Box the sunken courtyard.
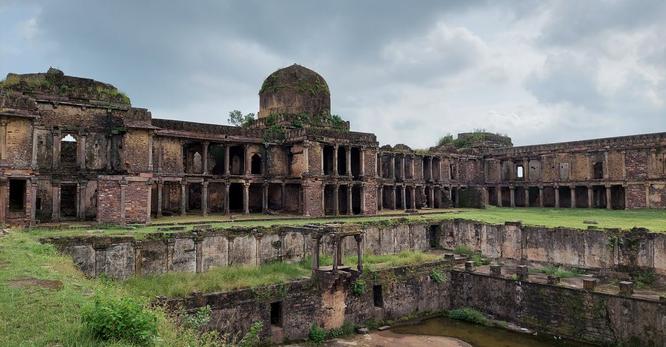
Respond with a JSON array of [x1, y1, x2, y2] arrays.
[[1, 66, 666, 346]]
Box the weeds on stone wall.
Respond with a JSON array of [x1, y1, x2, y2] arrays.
[[238, 321, 263, 347], [181, 305, 212, 331], [632, 270, 656, 288], [308, 321, 355, 344], [430, 269, 447, 284], [453, 245, 490, 266], [351, 279, 366, 296]]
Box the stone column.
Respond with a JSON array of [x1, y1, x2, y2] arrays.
[[606, 185, 612, 210], [497, 186, 503, 207], [538, 186, 544, 207], [333, 145, 339, 176], [243, 182, 250, 214], [430, 186, 435, 208], [202, 141, 209, 174], [31, 127, 39, 168], [454, 187, 460, 208], [587, 186, 593, 208], [360, 148, 366, 177], [202, 181, 209, 216], [224, 183, 230, 215], [30, 179, 37, 226], [429, 157, 434, 182], [391, 186, 396, 210], [524, 188, 529, 208], [377, 154, 382, 178], [52, 181, 60, 222], [180, 181, 187, 215], [355, 234, 363, 272], [156, 181, 163, 217], [402, 185, 407, 210], [378, 186, 383, 211], [570, 185, 576, 208], [347, 185, 353, 215], [224, 145, 230, 175], [262, 183, 268, 213], [0, 119, 7, 161], [244, 144, 250, 176], [78, 134, 86, 170], [555, 186, 560, 208], [360, 183, 366, 215], [346, 146, 352, 177], [52, 130, 61, 169], [509, 187, 515, 207], [75, 182, 82, 219], [411, 186, 416, 210], [400, 155, 405, 180], [390, 155, 395, 180], [333, 184, 339, 216], [311, 236, 320, 271], [411, 155, 416, 178]]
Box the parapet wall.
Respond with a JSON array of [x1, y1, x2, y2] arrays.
[[45, 219, 666, 280]]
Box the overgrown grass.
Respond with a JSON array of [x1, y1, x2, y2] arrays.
[[0, 232, 244, 346], [452, 245, 490, 266], [121, 261, 311, 298], [529, 265, 582, 278], [447, 308, 489, 326]]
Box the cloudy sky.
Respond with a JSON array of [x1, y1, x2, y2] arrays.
[[1, 0, 664, 147]]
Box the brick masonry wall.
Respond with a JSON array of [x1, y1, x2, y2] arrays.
[[626, 183, 647, 208], [449, 271, 666, 346], [96, 177, 150, 225]]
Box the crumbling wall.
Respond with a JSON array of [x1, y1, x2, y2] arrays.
[[124, 129, 151, 173]]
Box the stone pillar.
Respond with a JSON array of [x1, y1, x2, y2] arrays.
[[52, 182, 60, 222], [377, 154, 382, 178], [411, 155, 416, 178], [355, 234, 363, 272], [52, 130, 61, 169], [429, 157, 434, 182], [538, 186, 544, 207], [411, 186, 416, 210], [346, 146, 352, 177], [402, 185, 407, 210], [119, 179, 127, 226], [497, 186, 503, 207], [180, 181, 187, 215], [333, 145, 339, 176], [360, 148, 366, 177], [390, 155, 396, 180], [31, 127, 38, 169], [430, 187, 435, 208], [378, 186, 383, 211], [262, 183, 268, 213], [78, 134, 86, 170], [202, 141, 209, 174], [360, 183, 366, 215], [555, 186, 560, 208], [509, 187, 515, 207], [400, 155, 405, 180], [570, 185, 576, 208], [243, 182, 250, 214], [0, 178, 6, 224], [0, 119, 7, 161], [202, 181, 209, 216], [606, 185, 612, 210], [391, 186, 397, 210], [224, 183, 230, 215], [75, 182, 82, 219], [311, 236, 320, 271], [524, 188, 529, 208], [30, 179, 37, 226], [587, 186, 593, 208], [156, 181, 163, 217], [224, 145, 230, 175], [331, 185, 338, 215], [244, 144, 250, 176], [347, 185, 353, 215]]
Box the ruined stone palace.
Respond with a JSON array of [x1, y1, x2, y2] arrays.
[[0, 65, 664, 225]]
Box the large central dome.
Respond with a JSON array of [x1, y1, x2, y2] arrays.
[[258, 64, 330, 118]]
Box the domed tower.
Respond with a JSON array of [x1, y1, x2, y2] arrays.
[[258, 64, 330, 118]]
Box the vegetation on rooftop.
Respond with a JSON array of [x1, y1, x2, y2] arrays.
[[437, 129, 512, 149]]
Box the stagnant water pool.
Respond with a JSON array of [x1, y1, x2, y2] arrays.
[[391, 317, 592, 347]]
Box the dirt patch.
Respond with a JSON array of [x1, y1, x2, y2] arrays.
[[323, 331, 472, 347], [8, 277, 63, 290]]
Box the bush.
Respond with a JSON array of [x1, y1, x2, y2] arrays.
[[81, 294, 157, 345], [351, 279, 366, 296], [182, 305, 212, 330], [309, 324, 327, 344], [448, 308, 488, 326], [430, 269, 447, 284], [238, 321, 263, 347], [326, 321, 355, 339]]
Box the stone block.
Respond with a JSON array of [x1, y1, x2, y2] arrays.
[[618, 281, 634, 296], [490, 264, 502, 277], [583, 278, 598, 291]]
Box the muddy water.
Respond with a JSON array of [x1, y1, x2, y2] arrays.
[[391, 317, 591, 347]]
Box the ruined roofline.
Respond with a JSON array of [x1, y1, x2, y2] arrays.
[[487, 131, 666, 156]]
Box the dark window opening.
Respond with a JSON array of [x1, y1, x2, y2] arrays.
[[229, 146, 245, 175], [351, 147, 361, 179], [183, 142, 204, 174], [187, 184, 202, 211], [432, 158, 441, 181], [323, 145, 335, 175], [209, 145, 226, 175], [249, 184, 263, 213], [611, 185, 625, 210], [61, 184, 77, 218], [352, 185, 362, 215], [528, 187, 540, 207], [270, 301, 283, 327], [60, 134, 77, 167], [593, 162, 604, 179], [373, 285, 383, 307], [450, 164, 456, 180], [228, 183, 244, 211], [9, 179, 26, 212], [396, 187, 404, 209], [251, 154, 262, 175], [429, 225, 440, 249], [338, 185, 349, 215], [324, 185, 336, 215], [337, 146, 347, 176]]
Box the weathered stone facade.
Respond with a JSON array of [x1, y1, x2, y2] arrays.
[[1, 65, 665, 225]]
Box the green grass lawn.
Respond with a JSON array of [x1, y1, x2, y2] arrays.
[[27, 207, 666, 239]]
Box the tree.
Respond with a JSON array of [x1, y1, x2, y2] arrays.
[[227, 110, 256, 127]]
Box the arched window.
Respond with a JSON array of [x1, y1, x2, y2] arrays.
[[251, 154, 262, 175]]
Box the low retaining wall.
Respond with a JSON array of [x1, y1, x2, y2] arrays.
[[159, 261, 450, 342], [45, 219, 666, 279], [449, 270, 666, 346]]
